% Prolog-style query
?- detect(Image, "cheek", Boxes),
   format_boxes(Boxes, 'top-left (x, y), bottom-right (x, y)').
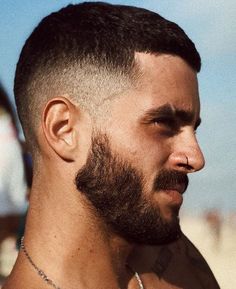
top-left (127, 137), bottom-right (170, 189)
top-left (136, 134), bottom-right (170, 168)
top-left (104, 117), bottom-right (171, 174)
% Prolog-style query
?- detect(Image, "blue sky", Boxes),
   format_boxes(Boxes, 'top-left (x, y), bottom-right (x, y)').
top-left (0, 0), bottom-right (235, 214)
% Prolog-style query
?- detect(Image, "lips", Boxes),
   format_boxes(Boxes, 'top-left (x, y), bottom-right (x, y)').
top-left (162, 189), bottom-right (183, 205)
top-left (164, 183), bottom-right (187, 195)
top-left (153, 170), bottom-right (188, 206)
top-left (159, 183), bottom-right (187, 206)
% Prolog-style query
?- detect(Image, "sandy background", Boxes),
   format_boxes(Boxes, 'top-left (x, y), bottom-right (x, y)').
top-left (181, 214), bottom-right (236, 288)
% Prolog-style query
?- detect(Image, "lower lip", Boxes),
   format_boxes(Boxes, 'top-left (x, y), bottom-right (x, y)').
top-left (162, 190), bottom-right (183, 206)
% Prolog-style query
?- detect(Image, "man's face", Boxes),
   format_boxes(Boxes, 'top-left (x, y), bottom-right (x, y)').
top-left (75, 53), bottom-right (205, 245)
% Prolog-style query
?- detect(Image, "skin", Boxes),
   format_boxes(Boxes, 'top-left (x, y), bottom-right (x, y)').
top-left (3, 53), bottom-right (219, 289)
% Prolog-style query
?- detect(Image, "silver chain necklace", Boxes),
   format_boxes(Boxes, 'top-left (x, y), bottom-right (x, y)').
top-left (21, 237), bottom-right (61, 289)
top-left (134, 272), bottom-right (144, 289)
top-left (126, 264), bottom-right (145, 289)
top-left (20, 236), bottom-right (144, 289)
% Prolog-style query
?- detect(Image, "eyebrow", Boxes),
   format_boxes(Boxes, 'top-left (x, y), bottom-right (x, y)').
top-left (141, 103), bottom-right (201, 130)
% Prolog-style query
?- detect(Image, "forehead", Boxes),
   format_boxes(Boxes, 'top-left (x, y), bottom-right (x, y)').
top-left (108, 53), bottom-right (200, 122)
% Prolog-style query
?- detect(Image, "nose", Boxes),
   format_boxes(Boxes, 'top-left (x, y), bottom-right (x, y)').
top-left (168, 132), bottom-right (205, 173)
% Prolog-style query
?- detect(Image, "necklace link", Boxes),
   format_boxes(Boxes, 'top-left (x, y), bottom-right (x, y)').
top-left (21, 236), bottom-right (144, 289)
top-left (21, 237), bottom-right (61, 289)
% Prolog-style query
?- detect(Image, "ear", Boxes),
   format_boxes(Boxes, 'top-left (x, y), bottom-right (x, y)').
top-left (42, 97), bottom-right (79, 161)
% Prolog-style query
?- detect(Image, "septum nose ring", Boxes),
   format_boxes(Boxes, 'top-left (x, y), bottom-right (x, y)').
top-left (186, 156), bottom-right (189, 166)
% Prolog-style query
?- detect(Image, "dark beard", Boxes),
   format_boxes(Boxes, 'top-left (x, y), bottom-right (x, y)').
top-left (75, 133), bottom-right (185, 245)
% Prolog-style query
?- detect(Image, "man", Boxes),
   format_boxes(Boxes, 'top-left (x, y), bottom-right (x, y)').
top-left (3, 2), bottom-right (220, 289)
top-left (0, 85), bottom-right (27, 279)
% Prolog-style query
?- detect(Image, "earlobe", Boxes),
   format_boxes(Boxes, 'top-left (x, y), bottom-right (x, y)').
top-left (42, 97), bottom-right (78, 161)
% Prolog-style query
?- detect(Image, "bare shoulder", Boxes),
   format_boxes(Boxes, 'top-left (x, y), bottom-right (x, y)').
top-left (150, 233), bottom-right (220, 289)
top-left (179, 233), bottom-right (220, 288)
top-left (1, 252), bottom-right (48, 289)
top-left (130, 233), bottom-right (220, 288)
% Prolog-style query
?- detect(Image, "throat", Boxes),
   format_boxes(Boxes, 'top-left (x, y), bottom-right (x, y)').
top-left (20, 188), bottom-right (142, 289)
top-left (107, 235), bottom-right (147, 289)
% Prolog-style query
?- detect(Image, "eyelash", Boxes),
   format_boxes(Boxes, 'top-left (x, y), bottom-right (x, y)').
top-left (151, 118), bottom-right (199, 135)
top-left (152, 118), bottom-right (176, 128)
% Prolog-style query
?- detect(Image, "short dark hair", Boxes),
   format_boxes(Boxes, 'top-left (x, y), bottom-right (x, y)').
top-left (14, 2), bottom-right (201, 152)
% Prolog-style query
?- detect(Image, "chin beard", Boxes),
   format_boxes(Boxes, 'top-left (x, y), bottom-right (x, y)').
top-left (75, 132), bottom-right (182, 245)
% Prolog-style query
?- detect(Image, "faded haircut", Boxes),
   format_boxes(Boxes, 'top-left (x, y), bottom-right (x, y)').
top-left (14, 1), bottom-right (201, 153)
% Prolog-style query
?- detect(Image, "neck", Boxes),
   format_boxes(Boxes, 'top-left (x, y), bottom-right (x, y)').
top-left (11, 179), bottom-right (136, 289)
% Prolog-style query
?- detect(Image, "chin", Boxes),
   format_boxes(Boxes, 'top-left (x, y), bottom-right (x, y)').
top-left (158, 202), bottom-right (181, 223)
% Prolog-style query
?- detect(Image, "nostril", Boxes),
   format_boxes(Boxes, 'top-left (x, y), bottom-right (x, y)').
top-left (177, 162), bottom-right (194, 171)
top-left (178, 155), bottom-right (194, 171)
top-left (169, 152), bottom-right (204, 173)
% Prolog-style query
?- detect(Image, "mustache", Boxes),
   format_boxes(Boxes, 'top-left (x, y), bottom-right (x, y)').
top-left (153, 170), bottom-right (189, 194)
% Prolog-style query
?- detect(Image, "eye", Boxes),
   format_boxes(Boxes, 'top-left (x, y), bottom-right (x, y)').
top-left (151, 117), bottom-right (180, 137)
top-left (152, 117), bottom-right (176, 129)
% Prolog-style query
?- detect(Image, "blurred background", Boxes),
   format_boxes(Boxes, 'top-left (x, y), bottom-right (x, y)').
top-left (0, 0), bottom-right (235, 288)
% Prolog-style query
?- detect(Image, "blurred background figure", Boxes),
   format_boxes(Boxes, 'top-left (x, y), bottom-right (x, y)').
top-left (0, 83), bottom-right (28, 282)
top-left (205, 209), bottom-right (223, 250)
